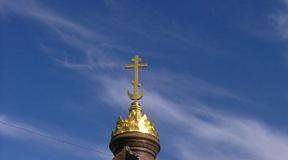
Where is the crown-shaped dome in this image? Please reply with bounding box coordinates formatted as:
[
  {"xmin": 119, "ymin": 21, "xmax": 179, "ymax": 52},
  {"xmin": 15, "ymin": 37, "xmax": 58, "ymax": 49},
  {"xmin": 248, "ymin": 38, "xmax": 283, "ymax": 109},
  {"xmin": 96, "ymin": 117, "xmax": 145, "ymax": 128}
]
[{"xmin": 112, "ymin": 102, "xmax": 159, "ymax": 139}]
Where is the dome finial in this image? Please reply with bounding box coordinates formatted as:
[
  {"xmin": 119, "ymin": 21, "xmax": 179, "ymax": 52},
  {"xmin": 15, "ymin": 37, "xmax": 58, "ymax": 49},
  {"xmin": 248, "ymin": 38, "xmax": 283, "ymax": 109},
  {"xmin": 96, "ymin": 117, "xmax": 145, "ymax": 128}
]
[{"xmin": 125, "ymin": 55, "xmax": 148, "ymax": 102}]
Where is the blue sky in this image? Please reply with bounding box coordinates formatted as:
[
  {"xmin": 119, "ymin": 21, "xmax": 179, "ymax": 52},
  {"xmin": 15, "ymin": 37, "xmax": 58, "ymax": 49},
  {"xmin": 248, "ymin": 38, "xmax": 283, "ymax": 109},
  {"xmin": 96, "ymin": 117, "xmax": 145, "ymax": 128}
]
[{"xmin": 1, "ymin": 0, "xmax": 288, "ymax": 159}]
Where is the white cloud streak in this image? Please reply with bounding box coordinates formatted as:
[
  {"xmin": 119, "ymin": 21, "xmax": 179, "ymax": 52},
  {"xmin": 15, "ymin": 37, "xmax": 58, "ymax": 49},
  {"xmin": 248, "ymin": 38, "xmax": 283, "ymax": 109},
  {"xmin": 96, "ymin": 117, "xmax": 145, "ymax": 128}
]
[
  {"xmin": 272, "ymin": 0, "xmax": 288, "ymax": 41},
  {"xmin": 0, "ymin": 0, "xmax": 126, "ymax": 72},
  {"xmin": 272, "ymin": 0, "xmax": 288, "ymax": 66},
  {"xmin": 0, "ymin": 0, "xmax": 94, "ymax": 38}
]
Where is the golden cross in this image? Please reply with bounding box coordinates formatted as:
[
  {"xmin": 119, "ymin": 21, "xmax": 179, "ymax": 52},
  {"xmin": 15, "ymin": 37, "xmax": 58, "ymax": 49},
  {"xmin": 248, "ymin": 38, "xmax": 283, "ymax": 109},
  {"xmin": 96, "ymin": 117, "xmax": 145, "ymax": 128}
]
[{"xmin": 125, "ymin": 55, "xmax": 148, "ymax": 101}]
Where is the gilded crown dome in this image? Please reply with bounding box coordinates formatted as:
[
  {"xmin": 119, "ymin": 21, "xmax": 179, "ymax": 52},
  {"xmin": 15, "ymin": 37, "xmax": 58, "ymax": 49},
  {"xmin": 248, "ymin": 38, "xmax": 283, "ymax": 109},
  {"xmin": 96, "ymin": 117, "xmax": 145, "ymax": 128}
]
[{"xmin": 112, "ymin": 102, "xmax": 159, "ymax": 139}]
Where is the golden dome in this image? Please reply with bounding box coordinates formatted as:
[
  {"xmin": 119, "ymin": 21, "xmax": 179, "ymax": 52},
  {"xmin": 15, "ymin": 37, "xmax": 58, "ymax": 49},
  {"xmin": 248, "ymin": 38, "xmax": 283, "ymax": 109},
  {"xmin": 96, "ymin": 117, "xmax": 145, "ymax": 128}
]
[{"xmin": 112, "ymin": 102, "xmax": 159, "ymax": 139}]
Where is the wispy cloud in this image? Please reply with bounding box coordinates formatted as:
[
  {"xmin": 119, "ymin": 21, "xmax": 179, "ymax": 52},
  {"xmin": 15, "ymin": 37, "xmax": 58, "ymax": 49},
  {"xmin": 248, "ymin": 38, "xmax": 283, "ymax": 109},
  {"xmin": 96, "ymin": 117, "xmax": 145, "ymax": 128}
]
[
  {"xmin": 0, "ymin": 114, "xmax": 111, "ymax": 160},
  {"xmin": 274, "ymin": 0, "xmax": 288, "ymax": 39},
  {"xmin": 143, "ymin": 70, "xmax": 249, "ymax": 103},
  {"xmin": 271, "ymin": 0, "xmax": 288, "ymax": 66},
  {"xmin": 0, "ymin": 0, "xmax": 127, "ymax": 72},
  {"xmin": 0, "ymin": 0, "xmax": 94, "ymax": 38}
]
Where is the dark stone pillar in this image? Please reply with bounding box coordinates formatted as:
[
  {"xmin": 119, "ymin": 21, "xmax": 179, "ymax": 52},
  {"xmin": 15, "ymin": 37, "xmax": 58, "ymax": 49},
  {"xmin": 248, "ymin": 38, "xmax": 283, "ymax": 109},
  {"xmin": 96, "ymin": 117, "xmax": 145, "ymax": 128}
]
[{"xmin": 110, "ymin": 132, "xmax": 160, "ymax": 160}]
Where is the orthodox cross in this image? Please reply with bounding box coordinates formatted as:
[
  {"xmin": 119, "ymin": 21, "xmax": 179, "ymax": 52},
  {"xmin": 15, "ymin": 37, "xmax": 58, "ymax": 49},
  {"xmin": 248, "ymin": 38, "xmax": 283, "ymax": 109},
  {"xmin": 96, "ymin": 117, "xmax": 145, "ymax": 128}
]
[{"xmin": 125, "ymin": 55, "xmax": 148, "ymax": 101}]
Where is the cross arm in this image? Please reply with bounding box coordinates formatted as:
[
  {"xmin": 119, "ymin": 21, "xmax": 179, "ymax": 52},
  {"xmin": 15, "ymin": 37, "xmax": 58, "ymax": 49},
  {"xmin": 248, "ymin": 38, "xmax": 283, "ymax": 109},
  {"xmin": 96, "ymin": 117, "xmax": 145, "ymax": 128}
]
[
  {"xmin": 125, "ymin": 63, "xmax": 134, "ymax": 69},
  {"xmin": 139, "ymin": 63, "xmax": 148, "ymax": 68}
]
